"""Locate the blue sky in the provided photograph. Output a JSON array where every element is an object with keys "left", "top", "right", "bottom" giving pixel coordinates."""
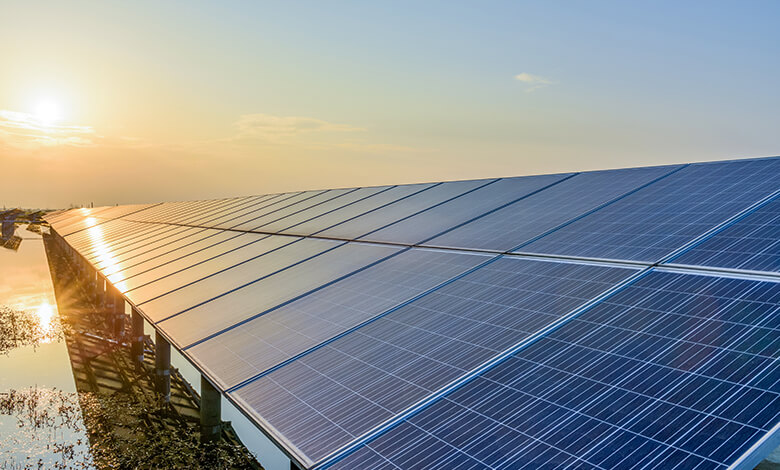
[{"left": 1, "top": 1, "right": 779, "bottom": 207}]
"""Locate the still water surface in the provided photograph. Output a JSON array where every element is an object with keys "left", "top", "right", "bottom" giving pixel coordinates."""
[{"left": 0, "top": 225, "right": 92, "bottom": 468}]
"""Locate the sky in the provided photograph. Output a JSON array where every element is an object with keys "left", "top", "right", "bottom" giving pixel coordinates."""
[{"left": 1, "top": 0, "right": 779, "bottom": 209}]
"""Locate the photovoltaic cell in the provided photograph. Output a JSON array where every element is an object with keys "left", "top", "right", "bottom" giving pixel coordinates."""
[
  {"left": 519, "top": 158, "right": 780, "bottom": 263},
  {"left": 427, "top": 165, "right": 681, "bottom": 252},
  {"left": 362, "top": 174, "right": 572, "bottom": 245},
  {"left": 671, "top": 195, "right": 780, "bottom": 273},
  {"left": 231, "top": 258, "right": 637, "bottom": 465},
  {"left": 187, "top": 248, "right": 490, "bottom": 389},
  {"left": 157, "top": 242, "right": 402, "bottom": 347},
  {"left": 331, "top": 271, "right": 780, "bottom": 470}
]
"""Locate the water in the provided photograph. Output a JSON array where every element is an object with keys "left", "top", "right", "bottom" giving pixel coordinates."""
[{"left": 0, "top": 224, "right": 92, "bottom": 468}]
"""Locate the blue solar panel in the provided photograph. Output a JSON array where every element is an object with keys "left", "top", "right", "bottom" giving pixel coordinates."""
[
  {"left": 329, "top": 271, "right": 780, "bottom": 470},
  {"left": 157, "top": 242, "right": 403, "bottom": 348},
  {"left": 230, "top": 258, "right": 637, "bottom": 465},
  {"left": 317, "top": 180, "right": 496, "bottom": 241},
  {"left": 361, "top": 173, "right": 574, "bottom": 245},
  {"left": 671, "top": 194, "right": 780, "bottom": 273},
  {"left": 426, "top": 165, "right": 681, "bottom": 252},
  {"left": 187, "top": 248, "right": 490, "bottom": 389},
  {"left": 519, "top": 158, "right": 780, "bottom": 263}
]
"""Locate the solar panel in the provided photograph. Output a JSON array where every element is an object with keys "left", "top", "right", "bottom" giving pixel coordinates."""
[
  {"left": 44, "top": 156, "right": 780, "bottom": 470},
  {"left": 256, "top": 187, "right": 393, "bottom": 234},
  {"left": 361, "top": 174, "right": 573, "bottom": 245},
  {"left": 230, "top": 257, "right": 637, "bottom": 465},
  {"left": 282, "top": 183, "right": 436, "bottom": 237},
  {"left": 175, "top": 196, "right": 278, "bottom": 225},
  {"left": 202, "top": 192, "right": 310, "bottom": 229},
  {"left": 230, "top": 189, "right": 355, "bottom": 232},
  {"left": 156, "top": 242, "right": 402, "bottom": 347},
  {"left": 124, "top": 234, "right": 308, "bottom": 305},
  {"left": 66, "top": 219, "right": 159, "bottom": 253},
  {"left": 328, "top": 271, "right": 780, "bottom": 470},
  {"left": 107, "top": 230, "right": 255, "bottom": 290},
  {"left": 87, "top": 225, "right": 205, "bottom": 268},
  {"left": 671, "top": 194, "right": 780, "bottom": 273},
  {"left": 426, "top": 165, "right": 681, "bottom": 252},
  {"left": 187, "top": 248, "right": 490, "bottom": 390},
  {"left": 519, "top": 158, "right": 780, "bottom": 263},
  {"left": 317, "top": 179, "right": 496, "bottom": 240},
  {"left": 53, "top": 203, "right": 157, "bottom": 236},
  {"left": 124, "top": 199, "right": 228, "bottom": 224}
]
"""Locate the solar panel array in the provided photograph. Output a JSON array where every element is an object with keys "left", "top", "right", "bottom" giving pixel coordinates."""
[{"left": 45, "top": 156, "right": 780, "bottom": 470}]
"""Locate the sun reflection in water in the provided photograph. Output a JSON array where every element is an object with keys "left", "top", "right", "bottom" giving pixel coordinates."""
[{"left": 35, "top": 302, "right": 55, "bottom": 341}]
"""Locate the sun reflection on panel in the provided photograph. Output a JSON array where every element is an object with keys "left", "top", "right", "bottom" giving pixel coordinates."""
[{"left": 84, "top": 217, "right": 127, "bottom": 292}]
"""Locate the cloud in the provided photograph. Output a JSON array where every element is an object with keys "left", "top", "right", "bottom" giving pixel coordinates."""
[
  {"left": 0, "top": 110, "right": 96, "bottom": 148},
  {"left": 234, "top": 113, "right": 364, "bottom": 141},
  {"left": 514, "top": 72, "right": 555, "bottom": 92}
]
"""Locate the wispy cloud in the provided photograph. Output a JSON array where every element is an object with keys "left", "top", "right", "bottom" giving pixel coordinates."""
[
  {"left": 234, "top": 113, "right": 364, "bottom": 141},
  {"left": 514, "top": 72, "right": 555, "bottom": 92},
  {"left": 0, "top": 110, "right": 96, "bottom": 148}
]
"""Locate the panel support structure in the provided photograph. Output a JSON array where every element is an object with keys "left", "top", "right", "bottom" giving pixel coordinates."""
[
  {"left": 131, "top": 308, "right": 145, "bottom": 366},
  {"left": 155, "top": 332, "right": 171, "bottom": 402},
  {"left": 112, "top": 287, "right": 125, "bottom": 339},
  {"left": 200, "top": 376, "right": 222, "bottom": 443}
]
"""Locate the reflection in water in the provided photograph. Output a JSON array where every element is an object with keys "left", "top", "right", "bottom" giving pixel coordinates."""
[
  {"left": 0, "top": 225, "right": 90, "bottom": 468},
  {"left": 0, "top": 304, "right": 66, "bottom": 354},
  {"left": 0, "top": 387, "right": 93, "bottom": 469},
  {"left": 36, "top": 302, "right": 56, "bottom": 343}
]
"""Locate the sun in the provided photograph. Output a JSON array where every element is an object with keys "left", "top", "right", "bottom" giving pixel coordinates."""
[{"left": 33, "top": 99, "right": 62, "bottom": 125}]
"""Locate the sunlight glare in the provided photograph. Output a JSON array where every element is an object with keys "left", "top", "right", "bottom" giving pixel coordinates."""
[
  {"left": 36, "top": 302, "right": 56, "bottom": 340},
  {"left": 33, "top": 99, "right": 62, "bottom": 125}
]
